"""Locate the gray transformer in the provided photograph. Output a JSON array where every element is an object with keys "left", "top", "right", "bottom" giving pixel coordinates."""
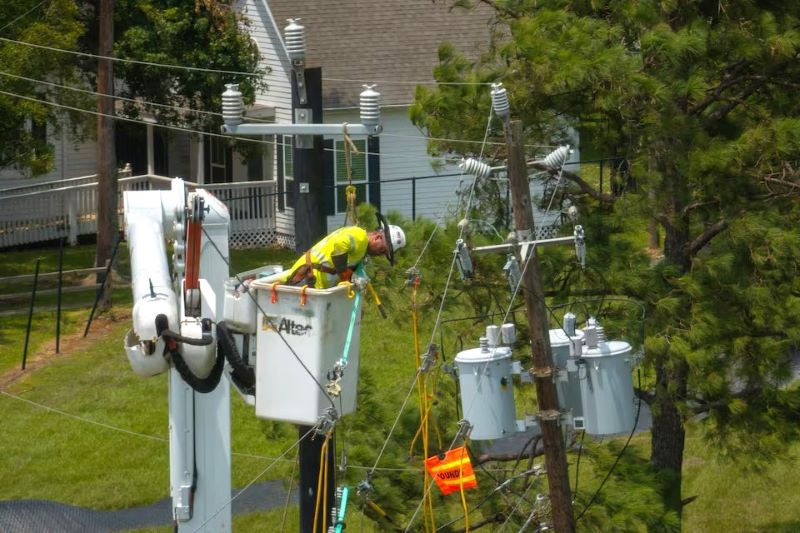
[
  {"left": 549, "top": 328, "right": 585, "bottom": 427},
  {"left": 578, "top": 340, "right": 636, "bottom": 436},
  {"left": 455, "top": 340, "right": 517, "bottom": 440}
]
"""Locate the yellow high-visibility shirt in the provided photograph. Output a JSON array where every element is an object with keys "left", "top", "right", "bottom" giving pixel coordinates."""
[{"left": 283, "top": 226, "right": 369, "bottom": 288}]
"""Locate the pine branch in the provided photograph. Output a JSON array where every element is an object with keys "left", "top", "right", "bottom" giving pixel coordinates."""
[
  {"left": 635, "top": 387, "right": 656, "bottom": 406},
  {"left": 704, "top": 82, "right": 764, "bottom": 124},
  {"left": 681, "top": 199, "right": 719, "bottom": 217},
  {"left": 530, "top": 162, "right": 616, "bottom": 204},
  {"left": 654, "top": 213, "right": 674, "bottom": 233},
  {"left": 687, "top": 219, "right": 729, "bottom": 257},
  {"left": 452, "top": 513, "right": 506, "bottom": 533}
]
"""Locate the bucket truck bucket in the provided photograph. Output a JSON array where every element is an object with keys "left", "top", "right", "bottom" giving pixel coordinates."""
[{"left": 248, "top": 279, "right": 363, "bottom": 425}]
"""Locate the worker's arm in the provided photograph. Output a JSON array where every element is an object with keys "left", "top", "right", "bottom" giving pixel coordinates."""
[{"left": 332, "top": 253, "right": 349, "bottom": 273}]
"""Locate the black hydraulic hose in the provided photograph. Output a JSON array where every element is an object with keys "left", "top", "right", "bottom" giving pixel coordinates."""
[
  {"left": 168, "top": 345, "right": 225, "bottom": 394},
  {"left": 155, "top": 314, "right": 224, "bottom": 394},
  {"left": 217, "top": 321, "right": 256, "bottom": 390}
]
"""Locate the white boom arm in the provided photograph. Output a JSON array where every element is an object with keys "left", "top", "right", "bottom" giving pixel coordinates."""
[{"left": 123, "top": 178, "right": 232, "bottom": 532}]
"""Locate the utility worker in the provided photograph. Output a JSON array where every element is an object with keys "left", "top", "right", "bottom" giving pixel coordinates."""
[{"left": 281, "top": 213, "right": 406, "bottom": 289}]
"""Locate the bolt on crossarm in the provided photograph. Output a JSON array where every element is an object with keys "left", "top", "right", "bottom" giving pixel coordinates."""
[{"left": 491, "top": 83, "right": 576, "bottom": 532}]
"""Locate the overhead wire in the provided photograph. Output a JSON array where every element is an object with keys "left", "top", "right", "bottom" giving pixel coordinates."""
[
  {"left": 0, "top": 70, "right": 275, "bottom": 123},
  {"left": 0, "top": 36, "right": 261, "bottom": 77},
  {"left": 402, "top": 106, "right": 495, "bottom": 533},
  {"left": 190, "top": 425, "right": 317, "bottom": 533},
  {"left": 0, "top": 0, "right": 49, "bottom": 33},
  {"left": 0, "top": 74, "right": 558, "bottom": 158}
]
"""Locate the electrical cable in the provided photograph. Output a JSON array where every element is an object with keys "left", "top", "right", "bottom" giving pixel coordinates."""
[
  {"left": 574, "top": 430, "right": 586, "bottom": 497},
  {"left": 0, "top": 36, "right": 261, "bottom": 77},
  {"left": 575, "top": 368, "right": 643, "bottom": 522},
  {"left": 190, "top": 425, "right": 317, "bottom": 533},
  {"left": 0, "top": 69, "right": 274, "bottom": 124},
  {"left": 322, "top": 77, "right": 494, "bottom": 86},
  {"left": 0, "top": 388, "right": 444, "bottom": 472},
  {"left": 279, "top": 449, "right": 299, "bottom": 533},
  {"left": 0, "top": 0, "right": 48, "bottom": 33}
]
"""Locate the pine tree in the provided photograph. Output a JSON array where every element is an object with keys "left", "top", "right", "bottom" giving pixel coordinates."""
[{"left": 411, "top": 0, "right": 800, "bottom": 517}]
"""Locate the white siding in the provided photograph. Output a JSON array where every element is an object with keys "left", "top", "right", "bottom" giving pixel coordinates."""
[
  {"left": 237, "top": 0, "right": 295, "bottom": 241},
  {"left": 0, "top": 119, "right": 96, "bottom": 188},
  {"left": 323, "top": 107, "right": 463, "bottom": 229}
]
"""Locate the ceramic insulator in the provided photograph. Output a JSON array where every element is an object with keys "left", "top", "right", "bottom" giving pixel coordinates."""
[{"left": 284, "top": 19, "right": 306, "bottom": 62}]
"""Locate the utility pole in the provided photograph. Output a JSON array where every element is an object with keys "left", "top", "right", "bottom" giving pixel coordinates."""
[
  {"left": 95, "top": 0, "right": 116, "bottom": 307},
  {"left": 503, "top": 117, "right": 575, "bottom": 531},
  {"left": 292, "top": 65, "right": 335, "bottom": 532},
  {"left": 291, "top": 67, "right": 327, "bottom": 253}
]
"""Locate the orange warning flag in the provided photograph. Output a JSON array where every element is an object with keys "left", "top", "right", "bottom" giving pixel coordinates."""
[{"left": 425, "top": 446, "right": 478, "bottom": 495}]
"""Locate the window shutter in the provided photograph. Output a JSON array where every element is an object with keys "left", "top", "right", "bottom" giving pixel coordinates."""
[
  {"left": 277, "top": 135, "right": 285, "bottom": 212},
  {"left": 323, "top": 139, "right": 335, "bottom": 216},
  {"left": 368, "top": 136, "right": 380, "bottom": 211}
]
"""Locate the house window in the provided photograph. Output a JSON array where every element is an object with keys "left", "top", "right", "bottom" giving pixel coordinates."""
[
  {"left": 208, "top": 135, "right": 231, "bottom": 183},
  {"left": 334, "top": 139, "right": 367, "bottom": 213}
]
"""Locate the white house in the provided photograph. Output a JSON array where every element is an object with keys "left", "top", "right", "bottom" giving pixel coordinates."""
[{"left": 5, "top": 2, "right": 574, "bottom": 249}]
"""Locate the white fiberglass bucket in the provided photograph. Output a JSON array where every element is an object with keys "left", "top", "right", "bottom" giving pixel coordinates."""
[{"left": 250, "top": 278, "right": 362, "bottom": 425}]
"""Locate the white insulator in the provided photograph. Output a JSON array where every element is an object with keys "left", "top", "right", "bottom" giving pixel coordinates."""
[
  {"left": 501, "top": 323, "right": 516, "bottom": 345},
  {"left": 486, "top": 325, "right": 501, "bottom": 347},
  {"left": 459, "top": 157, "right": 491, "bottom": 179},
  {"left": 490, "top": 82, "right": 510, "bottom": 118},
  {"left": 596, "top": 326, "right": 606, "bottom": 343},
  {"left": 542, "top": 145, "right": 570, "bottom": 170},
  {"left": 284, "top": 18, "right": 306, "bottom": 62},
  {"left": 454, "top": 238, "right": 474, "bottom": 280},
  {"left": 359, "top": 84, "right": 381, "bottom": 128},
  {"left": 221, "top": 83, "right": 244, "bottom": 128},
  {"left": 563, "top": 312, "right": 576, "bottom": 336}
]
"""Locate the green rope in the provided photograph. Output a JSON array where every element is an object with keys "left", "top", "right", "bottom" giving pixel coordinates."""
[{"left": 340, "top": 265, "right": 364, "bottom": 366}]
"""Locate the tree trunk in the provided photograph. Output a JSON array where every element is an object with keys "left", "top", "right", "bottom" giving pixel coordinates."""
[{"left": 650, "top": 355, "right": 688, "bottom": 516}]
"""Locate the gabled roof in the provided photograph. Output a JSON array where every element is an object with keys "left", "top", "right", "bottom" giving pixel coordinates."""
[{"left": 267, "top": 0, "right": 495, "bottom": 109}]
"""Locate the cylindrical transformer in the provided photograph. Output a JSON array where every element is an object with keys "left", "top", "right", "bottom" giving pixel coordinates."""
[
  {"left": 455, "top": 344, "right": 516, "bottom": 440},
  {"left": 284, "top": 18, "right": 306, "bottom": 62},
  {"left": 221, "top": 84, "right": 244, "bottom": 128},
  {"left": 578, "top": 340, "right": 636, "bottom": 436},
  {"left": 550, "top": 328, "right": 585, "bottom": 425},
  {"left": 359, "top": 84, "right": 381, "bottom": 129}
]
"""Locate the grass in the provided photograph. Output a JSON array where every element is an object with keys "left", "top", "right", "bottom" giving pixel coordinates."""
[{"left": 1, "top": 242, "right": 800, "bottom": 532}]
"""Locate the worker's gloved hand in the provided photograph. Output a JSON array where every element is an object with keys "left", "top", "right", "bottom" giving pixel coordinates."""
[
  {"left": 351, "top": 271, "right": 369, "bottom": 291},
  {"left": 339, "top": 268, "right": 354, "bottom": 282}
]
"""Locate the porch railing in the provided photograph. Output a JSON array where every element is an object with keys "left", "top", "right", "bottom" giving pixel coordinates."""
[{"left": 0, "top": 174, "right": 278, "bottom": 250}]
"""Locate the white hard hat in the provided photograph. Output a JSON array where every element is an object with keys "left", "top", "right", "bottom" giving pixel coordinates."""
[
  {"left": 376, "top": 212, "right": 405, "bottom": 265},
  {"left": 388, "top": 224, "right": 406, "bottom": 252}
]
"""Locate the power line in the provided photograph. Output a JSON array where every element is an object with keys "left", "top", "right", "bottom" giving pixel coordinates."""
[
  {"left": 0, "top": 0, "right": 49, "bottom": 34},
  {"left": 322, "top": 77, "right": 494, "bottom": 86},
  {"left": 0, "top": 36, "right": 261, "bottom": 77}
]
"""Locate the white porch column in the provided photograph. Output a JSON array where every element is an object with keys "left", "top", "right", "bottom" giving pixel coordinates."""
[{"left": 146, "top": 121, "right": 155, "bottom": 175}]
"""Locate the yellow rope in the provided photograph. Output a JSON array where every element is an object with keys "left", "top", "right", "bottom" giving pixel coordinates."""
[
  {"left": 312, "top": 433, "right": 332, "bottom": 533},
  {"left": 407, "top": 281, "right": 437, "bottom": 533},
  {"left": 341, "top": 123, "right": 360, "bottom": 226},
  {"left": 458, "top": 442, "right": 470, "bottom": 533}
]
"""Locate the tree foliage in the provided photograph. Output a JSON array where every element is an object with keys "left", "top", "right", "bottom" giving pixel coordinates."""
[
  {"left": 411, "top": 0, "right": 800, "bottom": 518},
  {"left": 0, "top": 0, "right": 86, "bottom": 175},
  {"left": 0, "top": 0, "right": 264, "bottom": 177}
]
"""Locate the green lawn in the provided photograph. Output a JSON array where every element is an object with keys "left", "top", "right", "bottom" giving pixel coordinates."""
[{"left": 1, "top": 243, "right": 799, "bottom": 532}]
